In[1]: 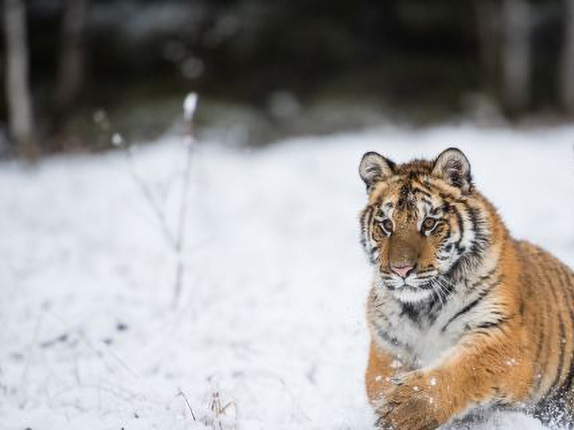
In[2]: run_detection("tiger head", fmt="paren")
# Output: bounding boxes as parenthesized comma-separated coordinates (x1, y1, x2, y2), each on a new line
(358, 148, 491, 304)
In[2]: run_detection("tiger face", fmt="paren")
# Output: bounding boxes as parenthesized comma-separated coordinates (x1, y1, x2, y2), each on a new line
(359, 148, 490, 304)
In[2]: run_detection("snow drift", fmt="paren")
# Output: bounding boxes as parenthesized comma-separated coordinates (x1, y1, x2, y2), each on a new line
(2, 125, 573, 429)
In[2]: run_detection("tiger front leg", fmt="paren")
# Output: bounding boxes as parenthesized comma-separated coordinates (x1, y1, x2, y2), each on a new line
(375, 334, 532, 430)
(376, 369, 450, 430)
(366, 341, 411, 408)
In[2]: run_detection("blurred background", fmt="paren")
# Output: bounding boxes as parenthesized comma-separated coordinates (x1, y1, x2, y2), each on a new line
(2, 0, 574, 160)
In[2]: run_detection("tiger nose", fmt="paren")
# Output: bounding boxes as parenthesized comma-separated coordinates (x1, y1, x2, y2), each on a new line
(390, 264, 415, 278)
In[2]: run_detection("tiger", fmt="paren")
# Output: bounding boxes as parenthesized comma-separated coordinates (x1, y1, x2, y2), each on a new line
(358, 148, 574, 430)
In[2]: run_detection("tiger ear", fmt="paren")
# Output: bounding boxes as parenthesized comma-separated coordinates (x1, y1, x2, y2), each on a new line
(359, 152, 396, 193)
(432, 148, 472, 193)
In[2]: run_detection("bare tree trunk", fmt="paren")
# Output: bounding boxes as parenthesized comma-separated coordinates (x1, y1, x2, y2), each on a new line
(3, 0, 39, 161)
(52, 0, 89, 139)
(474, 0, 500, 96)
(560, 0, 574, 115)
(501, 0, 531, 115)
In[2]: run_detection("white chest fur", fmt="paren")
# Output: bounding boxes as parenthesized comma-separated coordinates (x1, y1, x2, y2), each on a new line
(369, 286, 494, 368)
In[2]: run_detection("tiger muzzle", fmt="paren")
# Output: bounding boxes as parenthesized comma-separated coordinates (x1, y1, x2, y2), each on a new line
(388, 234, 420, 279)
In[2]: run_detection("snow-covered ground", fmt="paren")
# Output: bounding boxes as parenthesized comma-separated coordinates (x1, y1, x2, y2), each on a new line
(2, 125, 574, 430)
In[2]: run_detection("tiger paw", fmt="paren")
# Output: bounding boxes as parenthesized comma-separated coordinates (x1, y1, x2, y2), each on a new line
(375, 371, 444, 430)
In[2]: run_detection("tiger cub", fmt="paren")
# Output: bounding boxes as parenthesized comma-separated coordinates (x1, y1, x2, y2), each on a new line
(359, 148, 574, 430)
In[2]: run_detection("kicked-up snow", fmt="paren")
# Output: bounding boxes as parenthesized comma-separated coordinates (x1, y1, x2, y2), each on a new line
(1, 125, 573, 430)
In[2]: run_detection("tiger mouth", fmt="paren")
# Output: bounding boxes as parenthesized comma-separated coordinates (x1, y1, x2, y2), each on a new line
(386, 277, 436, 291)
(387, 274, 456, 305)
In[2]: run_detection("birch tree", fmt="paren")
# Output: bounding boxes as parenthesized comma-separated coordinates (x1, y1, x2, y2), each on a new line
(560, 0, 574, 114)
(474, 0, 500, 97)
(3, 0, 38, 160)
(501, 0, 532, 114)
(52, 0, 90, 137)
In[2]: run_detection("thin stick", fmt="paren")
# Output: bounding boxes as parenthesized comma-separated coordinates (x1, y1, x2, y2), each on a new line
(125, 145, 177, 249)
(173, 137, 193, 307)
(172, 93, 198, 307)
(177, 388, 196, 421)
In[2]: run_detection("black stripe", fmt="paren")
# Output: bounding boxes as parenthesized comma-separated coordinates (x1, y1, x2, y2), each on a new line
(400, 303, 422, 326)
(554, 267, 574, 399)
(551, 315, 567, 395)
(473, 316, 511, 330)
(532, 282, 547, 395)
(468, 269, 496, 289)
(420, 197, 432, 206)
(366, 206, 375, 242)
(542, 267, 567, 400)
(359, 206, 372, 250)
(517, 248, 548, 397)
(361, 206, 380, 264)
(554, 266, 574, 397)
(463, 203, 483, 254)
(442, 226, 452, 244)
(411, 187, 432, 198)
(375, 326, 404, 349)
(535, 263, 557, 399)
(428, 278, 456, 322)
(441, 280, 498, 333)
(452, 203, 466, 253)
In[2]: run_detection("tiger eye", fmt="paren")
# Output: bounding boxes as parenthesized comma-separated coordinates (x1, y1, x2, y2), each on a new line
(381, 219, 393, 233)
(422, 217, 437, 231)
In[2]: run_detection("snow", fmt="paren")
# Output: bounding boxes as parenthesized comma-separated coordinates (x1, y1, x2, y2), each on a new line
(2, 125, 574, 430)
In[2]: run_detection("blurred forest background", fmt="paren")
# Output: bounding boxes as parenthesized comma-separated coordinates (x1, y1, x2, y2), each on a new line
(2, 0, 574, 160)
